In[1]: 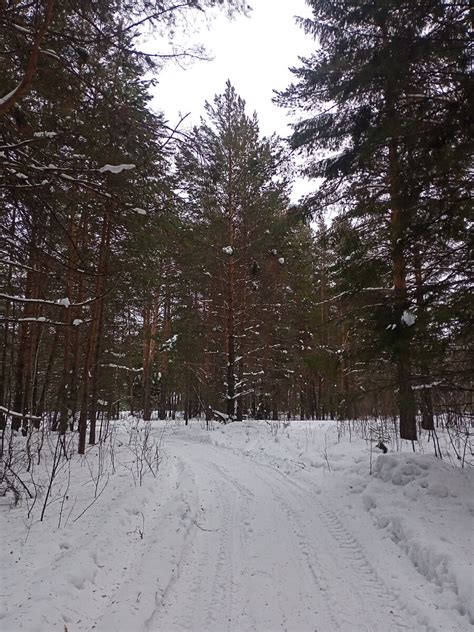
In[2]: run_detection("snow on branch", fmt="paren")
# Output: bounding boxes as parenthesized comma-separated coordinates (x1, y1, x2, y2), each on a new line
(0, 405, 41, 421)
(98, 164, 136, 174)
(12, 23, 34, 35)
(0, 259, 56, 275)
(0, 0, 55, 116)
(0, 84, 21, 107)
(0, 139, 39, 151)
(0, 293, 106, 308)
(33, 131, 57, 139)
(227, 389, 254, 400)
(101, 364, 143, 372)
(0, 316, 89, 327)
(39, 48, 61, 61)
(160, 334, 178, 352)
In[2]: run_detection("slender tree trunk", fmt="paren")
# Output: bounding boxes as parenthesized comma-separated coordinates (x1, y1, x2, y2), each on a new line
(88, 297, 105, 445)
(225, 148, 236, 419)
(271, 400, 278, 421)
(318, 375, 323, 419)
(0, 295, 12, 432)
(78, 210, 110, 454)
(381, 22, 417, 441)
(340, 321, 350, 419)
(159, 287, 171, 420)
(226, 254, 236, 418)
(69, 272, 85, 431)
(389, 141, 417, 441)
(58, 212, 79, 433)
(184, 363, 189, 425)
(414, 252, 434, 430)
(36, 327, 59, 417)
(14, 247, 38, 433)
(319, 245, 328, 420)
(142, 300, 154, 421)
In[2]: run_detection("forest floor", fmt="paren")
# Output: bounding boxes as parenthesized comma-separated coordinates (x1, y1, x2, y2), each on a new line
(1, 418, 473, 632)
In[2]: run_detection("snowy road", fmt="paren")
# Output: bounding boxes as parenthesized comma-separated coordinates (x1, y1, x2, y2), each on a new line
(134, 435, 460, 632)
(3, 421, 471, 632)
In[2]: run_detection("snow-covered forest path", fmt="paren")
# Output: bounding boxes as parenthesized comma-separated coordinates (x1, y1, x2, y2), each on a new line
(96, 431, 466, 632)
(3, 421, 471, 632)
(153, 439, 408, 632)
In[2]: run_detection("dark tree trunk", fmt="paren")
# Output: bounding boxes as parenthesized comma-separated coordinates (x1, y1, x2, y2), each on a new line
(79, 210, 110, 454)
(389, 141, 417, 441)
(414, 252, 434, 431)
(226, 256, 236, 418)
(142, 302, 153, 421)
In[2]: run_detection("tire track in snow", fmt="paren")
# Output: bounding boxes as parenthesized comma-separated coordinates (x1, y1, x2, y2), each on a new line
(151, 457, 251, 631)
(204, 461, 283, 631)
(315, 504, 417, 629)
(269, 485, 342, 630)
(209, 460, 338, 631)
(147, 438, 455, 631)
(252, 459, 437, 632)
(147, 465, 216, 630)
(95, 455, 200, 632)
(203, 469, 235, 631)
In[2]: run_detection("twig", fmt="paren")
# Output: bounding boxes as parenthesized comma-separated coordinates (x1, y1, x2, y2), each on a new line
(193, 519, 219, 532)
(72, 474, 109, 523)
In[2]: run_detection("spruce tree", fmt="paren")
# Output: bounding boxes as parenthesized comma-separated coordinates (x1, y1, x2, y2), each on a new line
(278, 0, 471, 439)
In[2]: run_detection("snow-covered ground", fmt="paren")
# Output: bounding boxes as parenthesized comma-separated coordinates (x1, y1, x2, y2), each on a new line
(1, 418, 473, 631)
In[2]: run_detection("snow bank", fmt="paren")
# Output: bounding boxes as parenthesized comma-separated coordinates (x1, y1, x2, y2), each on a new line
(365, 453, 474, 624)
(0, 421, 201, 631)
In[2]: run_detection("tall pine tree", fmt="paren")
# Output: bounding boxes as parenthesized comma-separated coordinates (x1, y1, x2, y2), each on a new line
(278, 0, 471, 439)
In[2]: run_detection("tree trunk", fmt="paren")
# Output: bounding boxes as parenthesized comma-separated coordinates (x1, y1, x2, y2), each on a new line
(226, 254, 236, 418)
(78, 210, 110, 454)
(0, 0, 55, 117)
(414, 252, 434, 431)
(36, 327, 59, 417)
(88, 296, 105, 446)
(142, 299, 156, 421)
(14, 240, 38, 433)
(389, 141, 417, 441)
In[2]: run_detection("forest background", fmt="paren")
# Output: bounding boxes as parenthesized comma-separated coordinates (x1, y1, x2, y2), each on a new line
(0, 0, 471, 458)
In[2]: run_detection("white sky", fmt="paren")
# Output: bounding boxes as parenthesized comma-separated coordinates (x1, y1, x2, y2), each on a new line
(149, 0, 316, 201)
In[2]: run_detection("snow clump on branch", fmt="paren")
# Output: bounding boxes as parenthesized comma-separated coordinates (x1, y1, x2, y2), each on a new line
(99, 164, 136, 174)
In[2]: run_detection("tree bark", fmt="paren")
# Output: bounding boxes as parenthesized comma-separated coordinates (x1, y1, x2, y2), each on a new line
(389, 141, 417, 441)
(0, 0, 55, 117)
(78, 210, 110, 454)
(414, 252, 434, 430)
(226, 253, 236, 418)
(142, 297, 158, 421)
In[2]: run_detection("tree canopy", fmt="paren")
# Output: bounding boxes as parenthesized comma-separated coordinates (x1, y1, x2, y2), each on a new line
(0, 0, 471, 457)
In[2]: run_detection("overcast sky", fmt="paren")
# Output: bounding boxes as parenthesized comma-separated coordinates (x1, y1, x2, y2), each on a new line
(150, 0, 315, 200)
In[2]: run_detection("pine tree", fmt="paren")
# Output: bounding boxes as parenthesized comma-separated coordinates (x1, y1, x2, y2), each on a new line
(0, 0, 248, 447)
(278, 0, 471, 439)
(175, 82, 291, 419)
